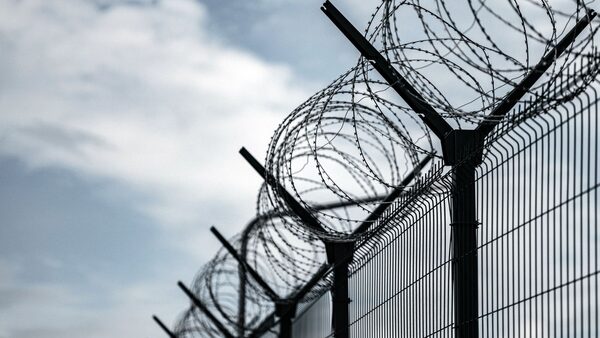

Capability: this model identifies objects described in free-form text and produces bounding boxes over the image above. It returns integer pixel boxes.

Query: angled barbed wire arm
[239,147,326,234]
[312,194,387,212]
[295,262,331,299]
[177,281,235,338]
[256,194,391,221]
[320,0,452,141]
[210,226,281,302]
[352,152,434,235]
[476,9,597,138]
[153,315,177,338]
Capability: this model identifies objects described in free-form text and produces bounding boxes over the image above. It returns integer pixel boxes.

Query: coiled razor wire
[263,0,598,241]
[171,0,599,335]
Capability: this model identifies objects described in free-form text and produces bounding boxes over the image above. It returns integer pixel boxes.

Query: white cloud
[0,258,184,338]
[0,2,310,335]
[0,0,308,252]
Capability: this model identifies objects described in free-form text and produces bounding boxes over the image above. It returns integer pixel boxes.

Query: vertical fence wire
[346,168,455,337]
[476,80,599,337]
[292,290,332,337]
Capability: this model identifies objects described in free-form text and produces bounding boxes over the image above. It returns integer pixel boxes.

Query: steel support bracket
[275,301,298,319]
[441,130,483,166]
[325,241,354,338]
[325,241,355,265]
[275,301,298,338]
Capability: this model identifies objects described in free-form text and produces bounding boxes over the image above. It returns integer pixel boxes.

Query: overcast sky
[0,0,377,337]
[2,0,594,336]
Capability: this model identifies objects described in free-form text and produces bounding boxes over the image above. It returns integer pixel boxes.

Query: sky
[0,0,376,337]
[1,0,594,337]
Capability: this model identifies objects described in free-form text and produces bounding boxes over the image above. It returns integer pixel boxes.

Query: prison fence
[279,71,600,338]
[153,1,600,337]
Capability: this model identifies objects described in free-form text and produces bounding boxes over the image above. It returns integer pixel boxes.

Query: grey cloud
[0,0,312,336]
[17,123,109,157]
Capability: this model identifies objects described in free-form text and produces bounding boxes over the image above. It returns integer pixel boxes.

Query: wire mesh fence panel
[292,291,332,338]
[347,185,455,337]
[476,82,600,337]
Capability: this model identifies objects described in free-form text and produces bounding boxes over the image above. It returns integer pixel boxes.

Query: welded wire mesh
[347,169,454,337]
[475,76,600,337]
[292,291,332,338]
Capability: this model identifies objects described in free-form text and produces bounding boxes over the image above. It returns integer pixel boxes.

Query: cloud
[0,257,184,338]
[0,0,308,252]
[0,1,311,335]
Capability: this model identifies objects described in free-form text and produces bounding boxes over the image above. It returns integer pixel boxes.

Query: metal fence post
[326,242,354,338]
[451,162,478,336]
[444,131,482,336]
[275,302,297,338]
